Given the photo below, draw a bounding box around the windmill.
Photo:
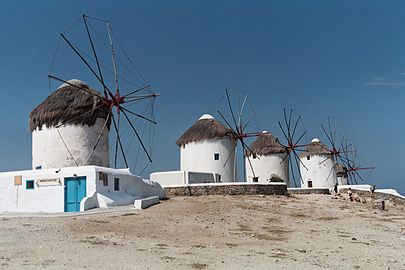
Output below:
[320,117,375,185]
[217,88,262,182]
[46,14,158,176]
[276,108,309,187]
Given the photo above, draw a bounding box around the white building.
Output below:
[29,79,109,169]
[245,131,289,186]
[299,138,336,189]
[0,79,164,213]
[335,164,349,186]
[0,166,164,213]
[176,114,236,182]
[151,114,236,186]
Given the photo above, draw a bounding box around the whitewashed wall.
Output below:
[93,167,165,208]
[32,118,109,170]
[299,154,336,188]
[0,166,164,213]
[337,175,348,186]
[0,166,96,213]
[245,153,290,186]
[150,171,186,186]
[150,170,220,187]
[180,138,235,182]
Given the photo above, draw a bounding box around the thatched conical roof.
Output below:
[246,131,286,156]
[299,138,331,157]
[29,79,110,132]
[176,114,235,147]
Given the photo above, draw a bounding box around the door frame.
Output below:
[64,176,87,212]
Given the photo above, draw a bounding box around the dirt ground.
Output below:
[0,194,404,270]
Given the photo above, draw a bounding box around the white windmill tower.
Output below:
[319,117,375,186]
[30,80,110,170]
[41,14,159,174]
[245,131,289,185]
[299,138,336,188]
[176,114,237,182]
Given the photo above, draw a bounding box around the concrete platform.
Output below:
[164,182,287,197]
[134,196,160,209]
[288,187,330,195]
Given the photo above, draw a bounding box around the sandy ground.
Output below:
[0,194,404,270]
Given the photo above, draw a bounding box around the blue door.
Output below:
[64,176,86,212]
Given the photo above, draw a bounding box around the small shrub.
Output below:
[270,174,285,183]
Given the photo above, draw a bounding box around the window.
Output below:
[35,166,42,170]
[307,156,310,161]
[26,180,35,190]
[214,153,220,160]
[103,177,108,186]
[308,180,313,188]
[114,178,120,191]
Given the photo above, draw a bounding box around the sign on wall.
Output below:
[14,175,22,185]
[36,178,61,187]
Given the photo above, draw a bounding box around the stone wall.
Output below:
[339,188,405,206]
[164,183,287,197]
[287,188,330,195]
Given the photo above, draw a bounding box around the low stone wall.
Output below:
[339,188,405,206]
[164,183,287,197]
[287,188,330,195]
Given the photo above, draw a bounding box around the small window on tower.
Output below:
[26,180,35,190]
[307,156,310,161]
[114,178,120,191]
[103,177,108,186]
[214,153,220,160]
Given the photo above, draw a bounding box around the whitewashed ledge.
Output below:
[134,196,160,209]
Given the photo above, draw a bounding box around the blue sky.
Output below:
[0,0,404,194]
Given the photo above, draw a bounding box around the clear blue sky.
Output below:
[0,0,404,194]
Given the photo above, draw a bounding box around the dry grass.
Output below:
[161,256,175,261]
[121,213,137,217]
[317,216,339,221]
[189,263,208,269]
[237,204,266,212]
[236,224,254,232]
[269,249,287,258]
[289,211,309,218]
[256,233,287,241]
[192,244,206,249]
[257,226,290,241]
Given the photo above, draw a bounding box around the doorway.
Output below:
[64,176,87,212]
